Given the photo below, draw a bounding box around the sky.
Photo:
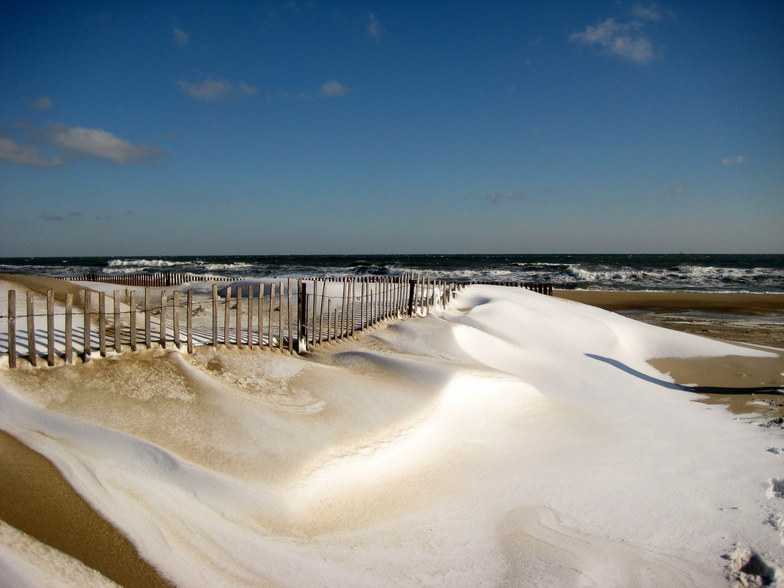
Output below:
[1,1,782,256]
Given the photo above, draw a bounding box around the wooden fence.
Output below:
[2,276,552,368]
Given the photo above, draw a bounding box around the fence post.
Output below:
[99,292,107,357]
[160,291,167,348]
[327,299,332,342]
[267,282,275,351]
[173,291,180,349]
[287,278,293,355]
[298,280,307,354]
[8,291,16,368]
[112,290,121,353]
[247,286,254,349]
[144,288,152,349]
[129,291,137,351]
[223,286,232,347]
[407,280,416,316]
[27,291,37,367]
[212,284,218,348]
[319,280,327,346]
[47,289,55,366]
[186,290,193,354]
[278,281,284,352]
[65,292,73,365]
[258,282,264,350]
[83,291,91,362]
[236,287,243,349]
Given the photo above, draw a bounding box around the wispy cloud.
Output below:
[485,191,526,202]
[32,96,53,111]
[0,136,65,168]
[38,212,65,221]
[178,78,258,101]
[670,186,685,195]
[367,12,381,40]
[570,4,671,65]
[319,80,350,98]
[173,28,189,47]
[722,155,746,166]
[630,3,667,22]
[45,124,166,164]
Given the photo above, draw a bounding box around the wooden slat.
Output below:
[186,290,193,354]
[64,293,73,365]
[8,291,16,368]
[47,289,55,366]
[173,291,180,349]
[27,291,37,366]
[160,291,167,348]
[223,286,232,346]
[144,288,152,349]
[114,291,122,353]
[212,284,218,348]
[129,291,137,351]
[83,291,91,362]
[98,292,107,357]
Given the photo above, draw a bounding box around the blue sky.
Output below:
[1,1,782,256]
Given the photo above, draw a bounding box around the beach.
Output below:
[1,276,783,587]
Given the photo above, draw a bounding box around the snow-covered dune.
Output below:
[1,284,781,586]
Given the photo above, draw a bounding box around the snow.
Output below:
[0,284,782,586]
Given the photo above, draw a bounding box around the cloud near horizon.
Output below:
[32,96,53,111]
[570,4,669,64]
[722,154,746,166]
[38,211,65,221]
[319,80,350,98]
[485,191,526,202]
[0,136,65,168]
[367,12,381,40]
[45,124,166,164]
[178,78,258,101]
[173,28,189,47]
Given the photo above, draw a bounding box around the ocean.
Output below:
[0,254,782,293]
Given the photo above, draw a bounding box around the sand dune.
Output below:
[1,279,782,586]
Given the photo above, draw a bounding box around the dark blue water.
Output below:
[0,254,782,292]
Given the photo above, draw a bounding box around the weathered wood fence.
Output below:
[2,276,552,368]
[66,272,233,287]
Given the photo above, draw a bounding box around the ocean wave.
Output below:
[107,259,182,268]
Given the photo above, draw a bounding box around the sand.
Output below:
[1,281,783,586]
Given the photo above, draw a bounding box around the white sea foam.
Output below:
[0,284,782,586]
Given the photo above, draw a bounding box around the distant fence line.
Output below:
[2,276,552,368]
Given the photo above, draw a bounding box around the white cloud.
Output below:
[178,79,232,101]
[630,3,664,22]
[238,83,258,96]
[320,80,350,98]
[33,96,53,111]
[570,5,670,65]
[722,155,747,166]
[367,12,381,40]
[178,79,258,101]
[670,186,684,195]
[0,137,65,168]
[46,124,166,164]
[173,28,189,47]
